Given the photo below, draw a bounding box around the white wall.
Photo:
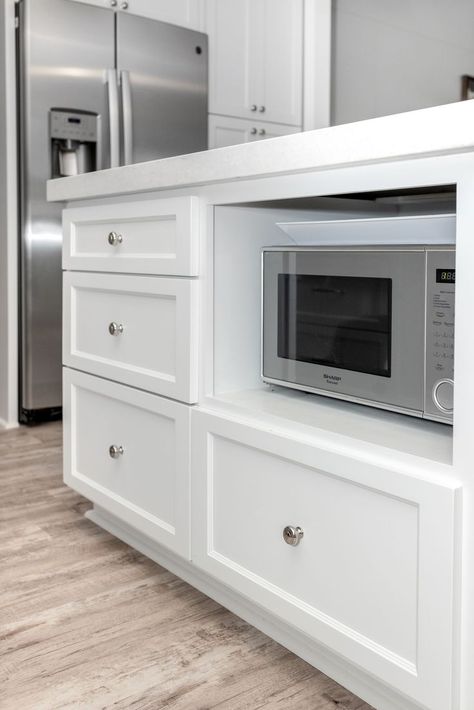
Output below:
[332,0,474,125]
[0,0,18,428]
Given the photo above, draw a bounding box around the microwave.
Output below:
[262,245,455,423]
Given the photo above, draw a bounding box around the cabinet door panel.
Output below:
[207,0,259,120]
[63,197,200,276]
[262,0,303,125]
[192,410,459,710]
[64,272,199,403]
[64,369,191,557]
[123,0,203,30]
[208,114,299,149]
[66,0,204,30]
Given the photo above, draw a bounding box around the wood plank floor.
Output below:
[0,422,374,710]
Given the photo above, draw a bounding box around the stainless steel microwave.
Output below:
[262,245,455,423]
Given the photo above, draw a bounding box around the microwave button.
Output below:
[433,379,454,412]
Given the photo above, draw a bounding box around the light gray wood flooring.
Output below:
[0,422,374,709]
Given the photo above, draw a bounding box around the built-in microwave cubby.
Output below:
[209,187,456,466]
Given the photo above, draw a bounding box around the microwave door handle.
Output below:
[107,69,120,168]
[121,70,133,166]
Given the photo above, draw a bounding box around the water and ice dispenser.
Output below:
[50,108,99,178]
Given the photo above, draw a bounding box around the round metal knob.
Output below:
[283,525,304,546]
[250,104,257,112]
[110,0,117,6]
[107,231,122,246]
[259,129,266,136]
[433,378,454,412]
[259,105,265,113]
[108,322,123,336]
[109,445,124,459]
[120,1,129,8]
[250,127,257,135]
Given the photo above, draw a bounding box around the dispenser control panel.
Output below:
[50,108,98,142]
[424,248,455,422]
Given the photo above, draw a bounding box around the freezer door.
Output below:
[116,13,208,164]
[19,0,115,417]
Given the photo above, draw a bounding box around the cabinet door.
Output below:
[66,0,204,30]
[64,369,191,558]
[208,114,300,149]
[63,272,199,403]
[65,0,113,9]
[261,0,303,126]
[207,0,260,121]
[192,410,460,710]
[63,196,200,276]
[122,0,204,31]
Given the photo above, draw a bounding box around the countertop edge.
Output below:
[47,101,474,203]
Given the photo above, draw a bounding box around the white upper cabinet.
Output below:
[120,0,204,30]
[260,0,303,126]
[207,0,303,127]
[65,0,205,31]
[206,0,258,123]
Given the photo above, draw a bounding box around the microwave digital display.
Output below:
[436,269,455,284]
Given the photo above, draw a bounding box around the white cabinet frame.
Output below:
[192,409,461,710]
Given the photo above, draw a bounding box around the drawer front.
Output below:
[63,196,200,275]
[192,410,459,710]
[64,369,190,557]
[63,272,199,403]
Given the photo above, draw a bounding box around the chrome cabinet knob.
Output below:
[259,129,266,136]
[108,322,123,336]
[250,104,257,112]
[109,444,124,459]
[259,105,265,112]
[120,1,129,8]
[283,525,304,546]
[250,127,257,135]
[110,0,117,6]
[107,231,122,246]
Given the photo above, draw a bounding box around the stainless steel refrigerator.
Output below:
[17,0,208,423]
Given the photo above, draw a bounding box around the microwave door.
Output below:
[263,249,426,415]
[277,273,392,378]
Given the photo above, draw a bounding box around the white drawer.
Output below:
[63,197,200,275]
[63,271,199,403]
[64,369,191,558]
[192,410,459,710]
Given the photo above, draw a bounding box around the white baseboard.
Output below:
[0,417,19,430]
[86,506,424,710]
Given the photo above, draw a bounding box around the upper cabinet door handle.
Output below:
[250,104,257,112]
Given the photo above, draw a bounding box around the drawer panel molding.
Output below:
[191,410,460,710]
[63,368,191,557]
[63,196,200,275]
[63,271,199,403]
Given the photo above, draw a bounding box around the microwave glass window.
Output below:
[277,274,392,377]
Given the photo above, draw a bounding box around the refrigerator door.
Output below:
[116,13,208,165]
[18,0,115,420]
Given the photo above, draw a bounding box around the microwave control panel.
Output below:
[424,248,455,423]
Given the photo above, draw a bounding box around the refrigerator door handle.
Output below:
[107,68,120,168]
[121,69,133,166]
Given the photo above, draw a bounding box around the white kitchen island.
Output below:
[48,101,474,710]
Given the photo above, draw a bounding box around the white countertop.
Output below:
[47,101,474,203]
